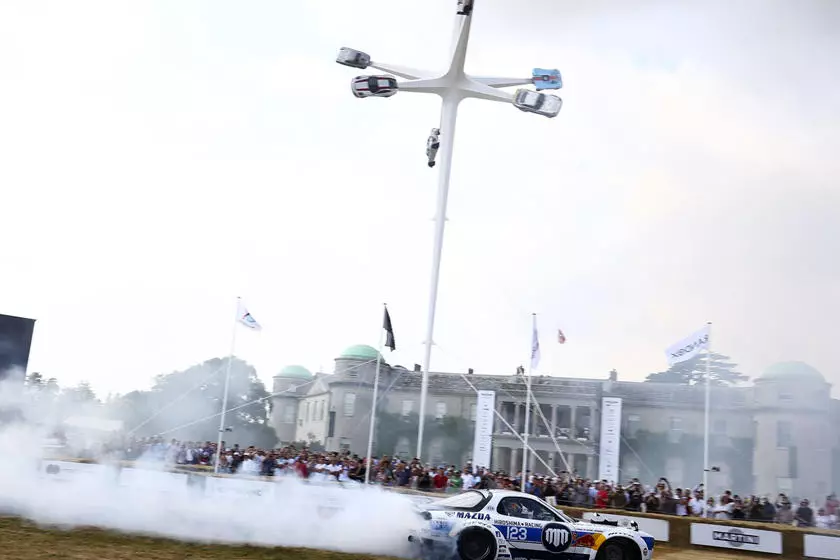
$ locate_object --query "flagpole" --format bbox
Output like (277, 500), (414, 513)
(214, 296), (239, 474)
(521, 313), (536, 490)
(364, 304), (387, 485)
(702, 321), (712, 514)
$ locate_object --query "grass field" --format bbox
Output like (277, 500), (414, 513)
(1, 515), (752, 560)
(0, 516), (401, 560)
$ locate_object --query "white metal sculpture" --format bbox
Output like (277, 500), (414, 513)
(336, 0), (562, 460)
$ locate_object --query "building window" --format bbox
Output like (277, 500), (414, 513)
(779, 390), (794, 401)
(319, 401), (325, 421)
(435, 401), (447, 419)
(395, 436), (411, 458)
(713, 419), (727, 434)
(339, 438), (352, 451)
(777, 477), (793, 494)
(777, 420), (792, 448)
(668, 417), (683, 443)
(402, 400), (413, 417)
(305, 401), (311, 422)
(470, 403), (477, 422)
(626, 414), (640, 437)
(283, 405), (295, 423)
(344, 393), (356, 417)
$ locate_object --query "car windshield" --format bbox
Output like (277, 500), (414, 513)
(553, 508), (575, 523)
(431, 490), (486, 509)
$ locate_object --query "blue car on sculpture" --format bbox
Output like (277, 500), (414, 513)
(408, 490), (654, 560)
(532, 68), (563, 90)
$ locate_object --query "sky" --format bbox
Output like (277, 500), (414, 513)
(1, 0), (838, 399)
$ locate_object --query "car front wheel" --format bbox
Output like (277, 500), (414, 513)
(457, 528), (497, 560)
(597, 541), (626, 560)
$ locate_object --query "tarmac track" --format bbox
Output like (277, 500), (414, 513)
(653, 545), (747, 560)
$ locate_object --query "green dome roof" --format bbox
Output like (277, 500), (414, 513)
(338, 344), (382, 361)
(760, 361), (824, 382)
(276, 365), (314, 380)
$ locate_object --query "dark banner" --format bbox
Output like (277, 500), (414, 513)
(0, 313), (36, 381)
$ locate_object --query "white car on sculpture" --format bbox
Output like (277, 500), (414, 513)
(351, 75), (398, 98)
(408, 490), (655, 560)
(513, 89), (562, 118)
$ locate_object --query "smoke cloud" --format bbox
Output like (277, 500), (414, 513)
(0, 378), (424, 556)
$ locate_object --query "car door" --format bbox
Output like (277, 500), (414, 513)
(493, 496), (576, 558)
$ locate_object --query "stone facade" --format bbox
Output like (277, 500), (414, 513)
(270, 347), (838, 500)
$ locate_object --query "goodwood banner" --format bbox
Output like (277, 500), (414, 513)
(0, 313), (36, 380)
(597, 397), (622, 483)
(471, 390), (495, 470)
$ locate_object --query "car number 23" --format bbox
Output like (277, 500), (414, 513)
(505, 526), (528, 541)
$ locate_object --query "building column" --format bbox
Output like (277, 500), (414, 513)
(590, 406), (598, 438)
(550, 405), (558, 438)
(532, 404), (539, 436)
(549, 451), (556, 472)
(587, 454), (596, 480)
(514, 403), (522, 433)
(510, 447), (519, 475)
(567, 453), (576, 476)
(570, 406), (578, 437)
(492, 445), (501, 471)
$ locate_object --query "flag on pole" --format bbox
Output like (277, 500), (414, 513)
(557, 329), (566, 344)
(237, 301), (262, 330)
(383, 306), (395, 351)
(530, 316), (541, 370)
(665, 324), (710, 365)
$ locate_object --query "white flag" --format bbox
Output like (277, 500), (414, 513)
(530, 318), (541, 370)
(237, 301), (262, 330)
(665, 324), (710, 365)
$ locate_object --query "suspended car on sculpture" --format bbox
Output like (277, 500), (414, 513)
(351, 75), (399, 98)
(532, 68), (563, 90)
(336, 47), (371, 69)
(513, 89), (562, 118)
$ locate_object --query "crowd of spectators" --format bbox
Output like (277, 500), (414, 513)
(115, 436), (839, 530)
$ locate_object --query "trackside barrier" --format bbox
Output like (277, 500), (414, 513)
(690, 522), (782, 554)
(804, 533), (840, 560)
(561, 506), (840, 558)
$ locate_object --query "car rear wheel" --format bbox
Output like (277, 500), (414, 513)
(598, 541), (626, 560)
(457, 528), (497, 560)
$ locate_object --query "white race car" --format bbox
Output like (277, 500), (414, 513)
(408, 489), (654, 560)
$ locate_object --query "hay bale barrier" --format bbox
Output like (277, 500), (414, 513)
(0, 516), (403, 560)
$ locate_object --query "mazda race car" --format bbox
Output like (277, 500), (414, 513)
(408, 490), (654, 560)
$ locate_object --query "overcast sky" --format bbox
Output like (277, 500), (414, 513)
(1, 0), (838, 399)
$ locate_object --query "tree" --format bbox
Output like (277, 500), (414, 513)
(61, 381), (98, 403)
(112, 357), (277, 449)
(25, 371), (60, 397)
(645, 353), (748, 386)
